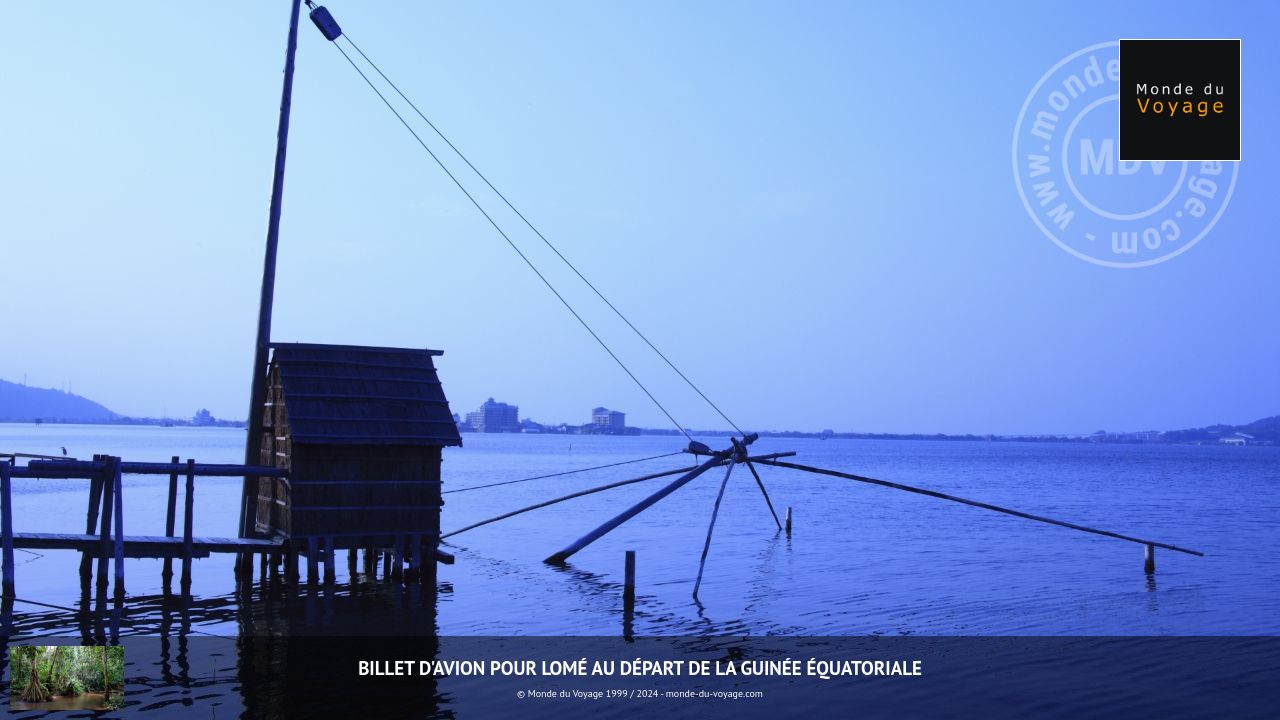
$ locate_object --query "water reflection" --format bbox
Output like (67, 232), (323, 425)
(2, 571), (447, 718)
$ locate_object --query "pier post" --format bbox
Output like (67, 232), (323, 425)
(1, 461), (15, 600)
(80, 457), (105, 583)
(111, 457), (125, 599)
(163, 455), (178, 581)
(96, 461), (115, 592)
(623, 550), (636, 610)
(1144, 544), (1156, 574)
(307, 537), (319, 585)
(181, 459), (195, 592)
(363, 546), (375, 576)
(391, 535), (404, 582)
(285, 548), (298, 582)
(347, 548), (357, 580)
(407, 534), (421, 581)
(323, 537), (336, 584)
(785, 507), (792, 536)
(622, 549), (635, 638)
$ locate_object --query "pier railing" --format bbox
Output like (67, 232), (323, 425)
(1, 455), (287, 600)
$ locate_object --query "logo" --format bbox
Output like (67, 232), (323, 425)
(1012, 42), (1238, 268)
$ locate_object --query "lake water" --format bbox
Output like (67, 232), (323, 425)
(2, 426), (1279, 717)
(2, 424), (1276, 637)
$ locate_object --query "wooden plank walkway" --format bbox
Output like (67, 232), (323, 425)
(11, 533), (283, 558)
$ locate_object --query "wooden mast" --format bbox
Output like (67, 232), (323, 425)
(240, 0), (304, 546)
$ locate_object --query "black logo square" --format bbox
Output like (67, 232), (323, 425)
(1119, 39), (1240, 161)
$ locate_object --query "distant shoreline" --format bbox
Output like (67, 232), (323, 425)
(4, 418), (1273, 446)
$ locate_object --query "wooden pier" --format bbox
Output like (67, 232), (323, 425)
(1, 455), (288, 600)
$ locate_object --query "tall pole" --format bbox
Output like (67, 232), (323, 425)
(240, 0), (304, 541)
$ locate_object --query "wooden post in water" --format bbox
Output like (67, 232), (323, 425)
(111, 457), (125, 598)
(623, 550), (636, 611)
(181, 459), (195, 592)
(785, 507), (792, 536)
(163, 455), (179, 582)
(80, 457), (105, 583)
(323, 537), (336, 584)
(347, 548), (357, 580)
(307, 537), (319, 585)
(407, 534), (421, 581)
(391, 536), (404, 582)
(96, 461), (115, 592)
(1144, 544), (1156, 574)
(363, 546), (375, 576)
(1, 461), (15, 600)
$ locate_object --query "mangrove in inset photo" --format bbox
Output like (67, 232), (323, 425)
(8, 645), (124, 711)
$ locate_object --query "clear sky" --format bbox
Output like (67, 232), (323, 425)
(1, 1), (1276, 435)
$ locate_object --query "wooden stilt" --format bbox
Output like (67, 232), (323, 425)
(111, 457), (125, 598)
(1144, 544), (1156, 574)
(96, 461), (115, 592)
(623, 549), (635, 611)
(307, 537), (318, 585)
(1, 461), (15, 600)
(285, 548), (298, 582)
(347, 548), (357, 579)
(181, 459), (195, 592)
(391, 535), (404, 581)
(407, 534), (421, 581)
(162, 455), (178, 581)
(785, 507), (792, 536)
(80, 461), (105, 582)
(363, 546), (375, 576)
(323, 537), (336, 584)
(382, 549), (392, 578)
(259, 550), (269, 579)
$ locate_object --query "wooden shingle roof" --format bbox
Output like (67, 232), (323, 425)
(270, 343), (462, 446)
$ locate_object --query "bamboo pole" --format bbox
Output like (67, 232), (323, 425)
(692, 461), (736, 601)
(545, 453), (728, 565)
(757, 459), (1204, 557)
(442, 464), (701, 540)
(743, 460), (782, 530)
(443, 453), (795, 542)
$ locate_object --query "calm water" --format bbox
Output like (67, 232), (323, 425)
(2, 424), (1276, 637)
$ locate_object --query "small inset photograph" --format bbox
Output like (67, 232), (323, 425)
(8, 645), (123, 712)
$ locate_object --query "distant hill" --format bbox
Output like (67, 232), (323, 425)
(1162, 415), (1280, 444)
(0, 379), (117, 422)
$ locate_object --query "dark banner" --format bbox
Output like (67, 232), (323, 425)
(4, 636), (1278, 719)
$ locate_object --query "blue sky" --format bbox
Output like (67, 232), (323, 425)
(1, 1), (1275, 434)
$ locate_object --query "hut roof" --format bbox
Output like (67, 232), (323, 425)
(270, 343), (462, 447)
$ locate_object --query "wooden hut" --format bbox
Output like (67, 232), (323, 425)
(249, 343), (461, 563)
